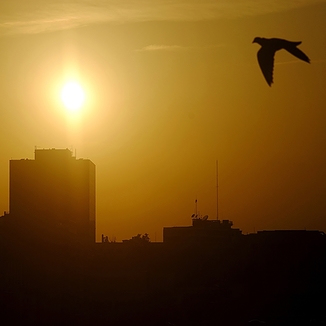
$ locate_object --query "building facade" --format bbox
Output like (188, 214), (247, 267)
(9, 148), (95, 246)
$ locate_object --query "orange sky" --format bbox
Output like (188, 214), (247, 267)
(1, 1), (326, 241)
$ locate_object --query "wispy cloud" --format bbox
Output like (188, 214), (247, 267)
(135, 44), (225, 52)
(135, 45), (185, 52)
(0, 0), (325, 35)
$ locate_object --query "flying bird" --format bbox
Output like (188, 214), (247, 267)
(252, 37), (310, 86)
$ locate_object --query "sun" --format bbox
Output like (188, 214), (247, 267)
(60, 81), (85, 112)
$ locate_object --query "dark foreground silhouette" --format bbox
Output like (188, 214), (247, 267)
(3, 149), (324, 325)
(1, 228), (326, 326)
(252, 37), (310, 86)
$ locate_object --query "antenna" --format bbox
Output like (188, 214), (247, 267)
(216, 160), (219, 220)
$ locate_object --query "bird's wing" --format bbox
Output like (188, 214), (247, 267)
(284, 45), (310, 63)
(257, 47), (275, 86)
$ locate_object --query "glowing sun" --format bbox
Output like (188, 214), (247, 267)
(61, 81), (85, 112)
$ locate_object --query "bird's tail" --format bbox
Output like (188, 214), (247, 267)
(285, 41), (310, 63)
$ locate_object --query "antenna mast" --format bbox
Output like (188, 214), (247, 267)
(216, 160), (219, 220)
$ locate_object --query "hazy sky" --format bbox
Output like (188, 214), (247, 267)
(1, 1), (326, 241)
(1, 1), (325, 35)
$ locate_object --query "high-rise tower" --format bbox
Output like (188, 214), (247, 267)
(9, 148), (95, 246)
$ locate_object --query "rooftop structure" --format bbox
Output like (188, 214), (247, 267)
(163, 217), (242, 245)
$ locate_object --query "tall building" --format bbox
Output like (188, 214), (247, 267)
(9, 148), (95, 246)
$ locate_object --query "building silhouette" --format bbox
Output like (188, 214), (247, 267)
(1, 149), (326, 325)
(9, 148), (95, 246)
(163, 217), (242, 245)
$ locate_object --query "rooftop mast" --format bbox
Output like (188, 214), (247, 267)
(216, 160), (219, 220)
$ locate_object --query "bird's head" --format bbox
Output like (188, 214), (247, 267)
(252, 37), (263, 45)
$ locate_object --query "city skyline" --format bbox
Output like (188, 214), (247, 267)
(1, 1), (326, 241)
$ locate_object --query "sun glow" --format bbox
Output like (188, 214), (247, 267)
(61, 81), (85, 112)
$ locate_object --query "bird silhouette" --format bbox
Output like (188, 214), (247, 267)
(252, 37), (310, 86)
